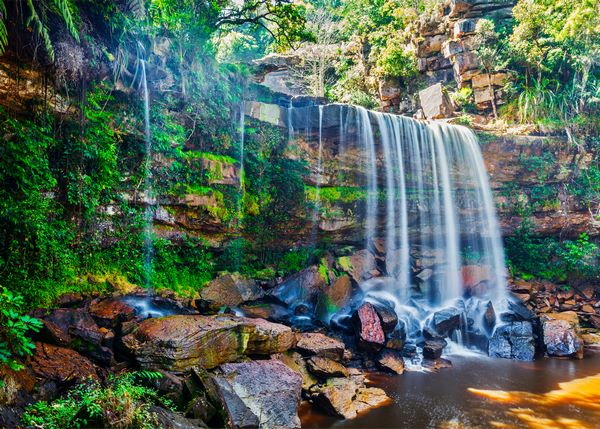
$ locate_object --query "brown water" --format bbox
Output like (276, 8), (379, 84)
(302, 351), (600, 429)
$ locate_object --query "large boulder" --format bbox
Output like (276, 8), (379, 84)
(122, 315), (295, 371)
(195, 273), (263, 312)
(295, 332), (346, 361)
(352, 303), (385, 352)
(211, 360), (303, 429)
(540, 312), (584, 358)
(433, 307), (461, 336)
(336, 250), (377, 284)
(28, 342), (98, 385)
(269, 266), (327, 307)
(377, 350), (405, 374)
(489, 321), (536, 361)
(307, 356), (349, 378)
(316, 274), (353, 322)
(373, 303), (398, 333)
(418, 83), (453, 119)
(272, 351), (319, 390)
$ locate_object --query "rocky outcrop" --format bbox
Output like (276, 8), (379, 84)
(295, 332), (346, 360)
(122, 315), (295, 371)
(28, 342), (99, 385)
(210, 360), (303, 429)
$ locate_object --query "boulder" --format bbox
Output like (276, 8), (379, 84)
(373, 303), (398, 333)
(540, 312), (584, 358)
(417, 34), (448, 57)
(423, 339), (446, 359)
(471, 72), (508, 89)
(483, 301), (496, 334)
(352, 303), (386, 352)
(269, 266), (327, 307)
(28, 342), (98, 385)
(150, 406), (207, 429)
(122, 315), (295, 371)
(195, 273), (263, 312)
(316, 275), (353, 322)
(89, 298), (136, 328)
(377, 350), (405, 374)
(307, 356), (349, 378)
(488, 321), (536, 361)
(211, 360), (302, 429)
(310, 378), (390, 419)
(295, 332), (345, 361)
(433, 307), (461, 335)
(336, 250), (377, 284)
(418, 83), (453, 119)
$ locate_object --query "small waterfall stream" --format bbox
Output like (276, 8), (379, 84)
(140, 59), (154, 288)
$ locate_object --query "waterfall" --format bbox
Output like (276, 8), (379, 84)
(312, 105), (325, 241)
(287, 103), (507, 343)
(140, 59), (154, 288)
(239, 102), (245, 193)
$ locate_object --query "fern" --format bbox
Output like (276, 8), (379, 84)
(0, 0), (7, 55)
(52, 0), (79, 42)
(128, 0), (146, 19)
(26, 0), (55, 62)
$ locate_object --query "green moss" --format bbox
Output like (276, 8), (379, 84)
(305, 186), (366, 204)
(318, 259), (330, 285)
(186, 151), (238, 165)
(337, 256), (351, 273)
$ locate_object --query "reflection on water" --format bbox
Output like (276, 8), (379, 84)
(301, 353), (600, 429)
(470, 373), (600, 429)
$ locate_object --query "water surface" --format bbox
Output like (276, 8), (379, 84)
(302, 352), (600, 429)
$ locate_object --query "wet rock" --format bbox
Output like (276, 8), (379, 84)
(237, 302), (289, 321)
(416, 268), (433, 282)
(385, 323), (407, 350)
(401, 343), (418, 358)
(295, 332), (346, 361)
(186, 392), (217, 423)
(307, 356), (349, 378)
(310, 378), (390, 419)
(418, 83), (453, 119)
(269, 266), (327, 307)
(488, 321), (536, 361)
(211, 360), (302, 429)
(423, 339), (446, 359)
(316, 274), (353, 321)
(581, 332), (600, 351)
(540, 312), (584, 358)
(56, 293), (84, 307)
(508, 300), (536, 321)
(122, 315), (295, 371)
(272, 351), (319, 390)
(377, 350), (405, 374)
(373, 303), (398, 333)
(336, 250), (377, 284)
(352, 303), (385, 352)
(29, 342), (98, 385)
(483, 301), (496, 334)
(89, 298), (136, 328)
(433, 307), (461, 335)
(195, 273), (263, 312)
(590, 315), (600, 329)
(422, 358), (453, 371)
(150, 406), (208, 429)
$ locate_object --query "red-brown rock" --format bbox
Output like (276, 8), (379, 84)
(29, 342), (98, 384)
(352, 303), (385, 352)
(89, 298), (136, 328)
(295, 332), (345, 361)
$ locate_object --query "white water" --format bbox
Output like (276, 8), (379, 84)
(140, 59), (154, 288)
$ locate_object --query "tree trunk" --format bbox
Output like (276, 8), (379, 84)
(488, 73), (497, 119)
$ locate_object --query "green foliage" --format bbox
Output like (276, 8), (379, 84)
(374, 35), (417, 79)
(21, 371), (171, 429)
(506, 220), (599, 282)
(450, 87), (475, 112)
(0, 287), (42, 371)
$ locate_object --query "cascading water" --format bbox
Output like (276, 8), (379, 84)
(287, 103), (507, 353)
(140, 58), (154, 288)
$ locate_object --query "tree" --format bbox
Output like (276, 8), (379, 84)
(474, 19), (508, 119)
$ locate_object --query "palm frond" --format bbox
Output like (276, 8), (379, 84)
(52, 0), (79, 42)
(0, 0), (7, 55)
(26, 0), (54, 62)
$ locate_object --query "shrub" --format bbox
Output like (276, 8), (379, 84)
(0, 287), (42, 371)
(21, 371), (170, 429)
